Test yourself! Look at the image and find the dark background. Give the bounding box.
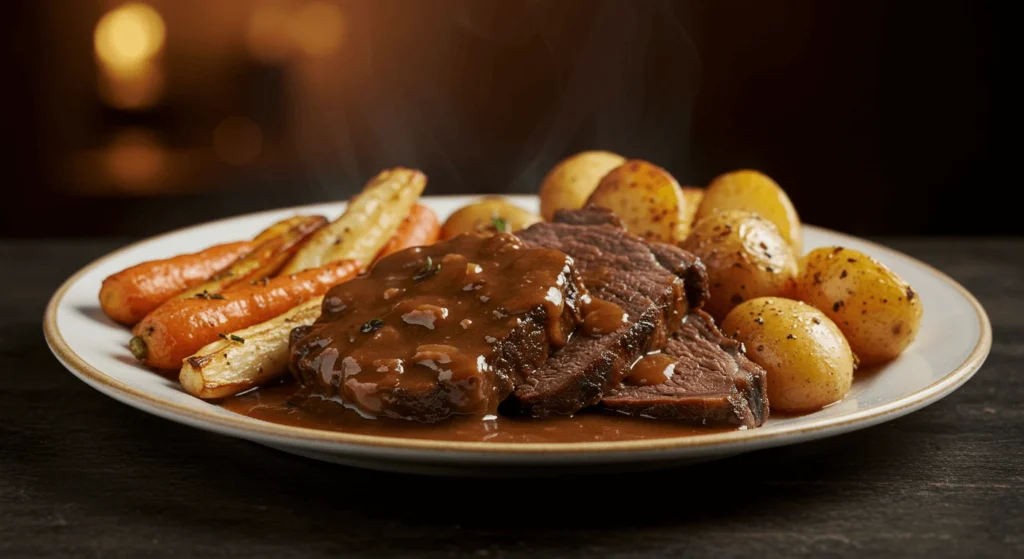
[3,0,1014,238]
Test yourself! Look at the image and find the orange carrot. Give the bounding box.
[99,241,254,326]
[98,215,327,326]
[375,203,441,261]
[129,260,360,370]
[173,215,328,300]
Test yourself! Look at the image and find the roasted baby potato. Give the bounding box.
[441,197,542,239]
[697,169,803,254]
[586,159,685,242]
[677,186,704,239]
[792,246,923,366]
[723,297,856,412]
[539,150,627,221]
[681,210,798,321]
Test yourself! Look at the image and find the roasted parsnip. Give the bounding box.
[281,167,427,274]
[251,215,319,244]
[179,297,324,399]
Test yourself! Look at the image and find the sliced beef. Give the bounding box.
[553,205,708,310]
[648,242,709,312]
[601,310,769,428]
[550,204,623,227]
[510,210,698,416]
[290,233,586,422]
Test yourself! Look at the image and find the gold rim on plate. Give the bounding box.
[43,199,992,455]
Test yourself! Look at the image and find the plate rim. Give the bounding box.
[43,196,993,456]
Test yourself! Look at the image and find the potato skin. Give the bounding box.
[441,197,542,239]
[539,151,626,221]
[793,246,923,366]
[677,187,704,239]
[723,297,855,412]
[586,159,684,242]
[697,169,803,254]
[681,210,798,321]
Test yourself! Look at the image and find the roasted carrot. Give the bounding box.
[374,203,441,261]
[98,215,327,326]
[99,242,255,326]
[130,260,360,370]
[174,215,328,300]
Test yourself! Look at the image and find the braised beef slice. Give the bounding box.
[290,233,586,423]
[510,211,693,416]
[553,205,708,311]
[648,242,710,312]
[601,310,769,428]
[549,205,623,227]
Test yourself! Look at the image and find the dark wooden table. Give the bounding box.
[2,238,1021,558]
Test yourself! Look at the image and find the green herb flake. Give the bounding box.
[361,318,385,333]
[413,256,440,281]
[229,334,245,343]
[491,217,508,233]
[195,289,224,300]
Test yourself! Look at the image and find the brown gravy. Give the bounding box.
[625,353,678,386]
[580,297,628,337]
[289,232,585,421]
[221,382,729,443]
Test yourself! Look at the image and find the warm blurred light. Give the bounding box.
[98,66,165,110]
[94,3,166,71]
[246,2,296,63]
[291,1,346,56]
[94,3,166,110]
[106,128,167,191]
[213,117,264,165]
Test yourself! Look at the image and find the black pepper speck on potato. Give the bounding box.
[793,246,923,366]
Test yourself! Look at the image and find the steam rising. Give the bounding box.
[297,0,699,198]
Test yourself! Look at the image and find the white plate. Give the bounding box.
[44,195,991,476]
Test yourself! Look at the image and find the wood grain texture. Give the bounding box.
[2,239,1021,558]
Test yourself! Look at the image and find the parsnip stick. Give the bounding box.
[281,167,426,274]
[179,297,323,399]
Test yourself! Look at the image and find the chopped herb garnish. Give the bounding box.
[361,318,385,333]
[218,333,244,343]
[195,290,225,300]
[413,256,441,281]
[491,217,508,233]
